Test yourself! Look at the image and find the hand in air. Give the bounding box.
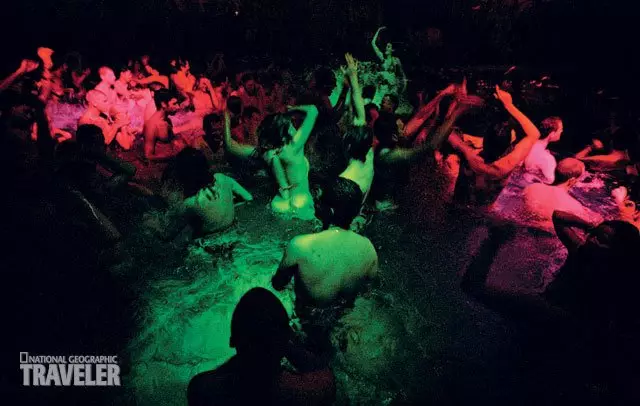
[493,85,513,106]
[18,59,40,74]
[377,26,387,33]
[591,138,604,151]
[343,53,358,77]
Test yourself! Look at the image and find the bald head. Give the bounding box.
[554,158,585,185]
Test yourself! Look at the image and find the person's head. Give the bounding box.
[257,113,294,151]
[148,81,166,92]
[385,42,394,58]
[315,177,363,230]
[540,116,563,143]
[242,106,262,135]
[241,73,258,95]
[153,89,179,114]
[374,111,399,149]
[118,67,133,84]
[178,58,190,73]
[362,85,376,101]
[311,67,336,93]
[85,90,110,115]
[230,288,291,366]
[227,96,243,117]
[365,103,380,127]
[381,94,399,113]
[141,55,151,65]
[172,148,213,198]
[344,125,373,162]
[98,67,116,85]
[553,158,584,187]
[75,124,105,153]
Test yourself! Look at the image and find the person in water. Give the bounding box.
[272,177,378,351]
[522,116,564,184]
[520,158,601,232]
[187,287,335,406]
[223,104,319,219]
[161,148,253,238]
[143,89,186,161]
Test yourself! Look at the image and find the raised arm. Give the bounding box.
[288,105,319,154]
[0,60,38,93]
[450,86,540,179]
[343,53,366,126]
[223,110,257,159]
[403,84,457,138]
[371,27,386,62]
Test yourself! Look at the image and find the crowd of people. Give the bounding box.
[3,26,640,404]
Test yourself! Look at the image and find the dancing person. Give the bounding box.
[272,177,378,351]
[575,111,634,172]
[187,288,335,406]
[522,116,563,184]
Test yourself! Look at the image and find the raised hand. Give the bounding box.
[343,53,358,77]
[611,186,628,204]
[18,59,40,74]
[493,85,513,106]
[377,26,387,33]
[591,138,605,151]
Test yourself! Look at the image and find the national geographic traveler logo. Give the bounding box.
[19,352,121,386]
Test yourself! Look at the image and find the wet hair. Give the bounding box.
[374,111,399,149]
[172,148,214,198]
[539,116,562,140]
[317,177,363,229]
[203,113,222,135]
[242,106,261,120]
[344,125,373,162]
[229,288,290,353]
[257,113,292,151]
[554,158,584,185]
[226,96,243,116]
[154,89,177,110]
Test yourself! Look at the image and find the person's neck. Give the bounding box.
[327,225,348,232]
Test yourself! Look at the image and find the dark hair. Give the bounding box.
[344,125,373,162]
[365,103,379,124]
[539,116,562,140]
[374,111,398,149]
[313,67,336,92]
[153,89,177,110]
[257,113,292,151]
[383,94,399,111]
[317,177,363,229]
[76,124,105,149]
[230,288,290,352]
[173,148,214,198]
[203,113,222,135]
[241,73,256,83]
[242,106,261,120]
[226,96,243,116]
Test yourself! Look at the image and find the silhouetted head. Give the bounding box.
[381,94,399,113]
[230,288,291,365]
[539,116,563,142]
[75,124,106,155]
[315,177,363,230]
[172,147,213,198]
[365,103,380,127]
[257,113,294,151]
[241,73,258,95]
[311,67,336,94]
[374,111,399,149]
[226,96,243,116]
[344,125,373,162]
[242,106,262,136]
[553,158,584,187]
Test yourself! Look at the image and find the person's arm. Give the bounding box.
[575,138,604,160]
[284,337,330,372]
[223,110,257,159]
[0,60,38,93]
[403,84,456,139]
[266,152,292,200]
[219,174,253,201]
[371,27,386,62]
[379,100,463,164]
[272,238,300,290]
[288,105,319,154]
[579,150,630,171]
[395,59,408,92]
[343,53,366,126]
[451,86,540,179]
[552,210,595,254]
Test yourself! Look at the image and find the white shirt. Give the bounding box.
[523,140,556,184]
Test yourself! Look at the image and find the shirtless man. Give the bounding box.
[78,90,130,147]
[520,158,602,232]
[272,177,378,307]
[93,66,135,148]
[143,89,184,161]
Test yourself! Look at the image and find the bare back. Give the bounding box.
[290,229,378,306]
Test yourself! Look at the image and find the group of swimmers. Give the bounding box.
[3,27,640,403]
